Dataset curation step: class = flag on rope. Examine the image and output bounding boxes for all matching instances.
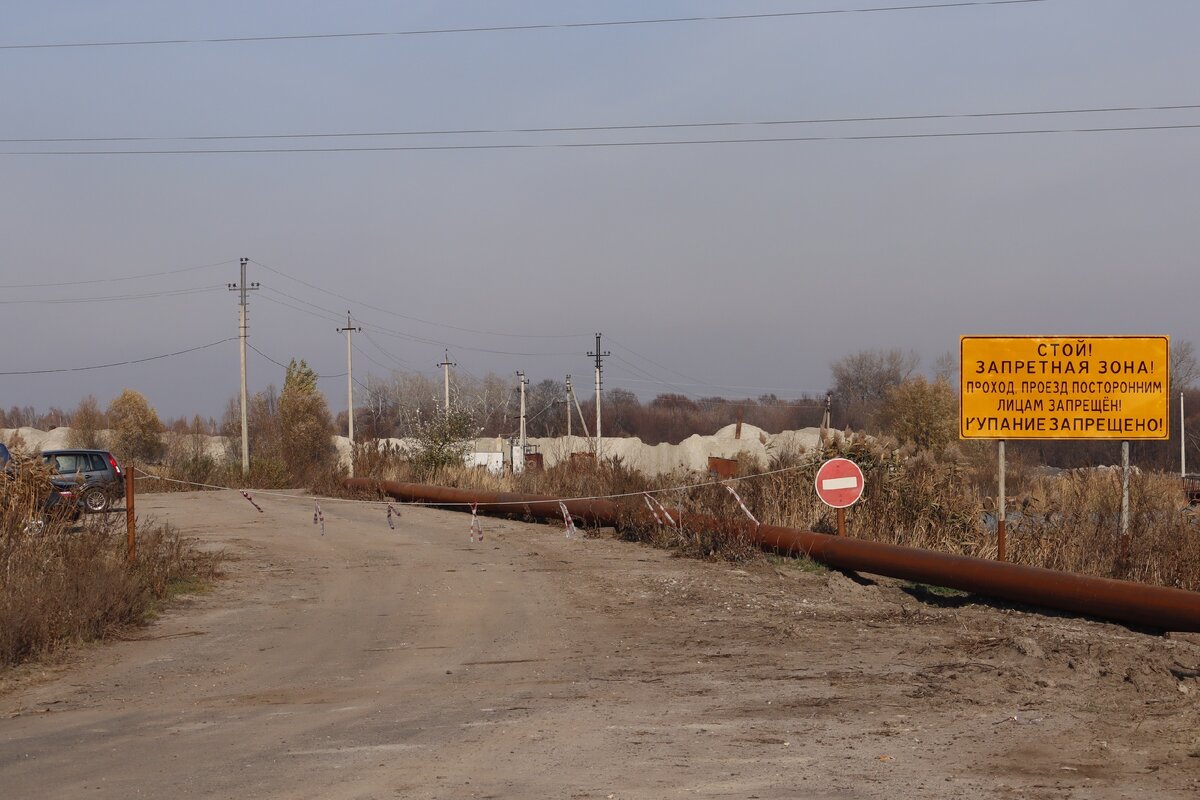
[723,482,760,526]
[469,503,484,542]
[558,502,577,538]
[240,490,263,513]
[313,501,325,535]
[387,502,398,530]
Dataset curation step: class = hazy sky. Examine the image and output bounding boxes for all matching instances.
[3,1,1198,421]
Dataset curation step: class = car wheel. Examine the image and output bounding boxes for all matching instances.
[82,487,109,513]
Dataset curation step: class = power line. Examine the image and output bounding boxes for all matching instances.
[246,342,346,379]
[253,260,587,355]
[259,287,346,323]
[13,101,1195,144]
[352,341,406,375]
[9,121,1199,155]
[0,2,1048,51]
[0,337,235,375]
[361,322,581,357]
[0,285,223,305]
[0,257,235,289]
[252,259,588,339]
[360,330,419,371]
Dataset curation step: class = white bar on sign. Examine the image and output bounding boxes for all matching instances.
[822,476,859,491]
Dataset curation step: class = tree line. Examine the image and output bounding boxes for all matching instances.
[5,342,1199,474]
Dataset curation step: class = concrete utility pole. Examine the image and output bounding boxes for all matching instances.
[337,312,362,476]
[228,258,259,477]
[567,378,590,440]
[438,349,456,418]
[517,370,529,473]
[565,375,573,437]
[588,333,610,460]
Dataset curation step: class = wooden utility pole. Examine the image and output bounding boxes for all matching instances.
[228,258,259,477]
[125,462,136,563]
[337,312,362,477]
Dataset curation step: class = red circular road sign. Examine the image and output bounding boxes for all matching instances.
[814,458,865,508]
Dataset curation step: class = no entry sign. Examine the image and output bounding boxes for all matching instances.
[815,458,865,509]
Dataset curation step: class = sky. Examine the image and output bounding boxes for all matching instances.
[2,0,1198,422]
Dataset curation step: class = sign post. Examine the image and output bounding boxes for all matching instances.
[815,457,865,536]
[997,440,1006,562]
[125,461,136,564]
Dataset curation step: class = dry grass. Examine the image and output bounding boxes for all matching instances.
[133,433,1200,591]
[346,435,1200,589]
[1,454,223,669]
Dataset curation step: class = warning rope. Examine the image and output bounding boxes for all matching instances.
[133,456,798,532]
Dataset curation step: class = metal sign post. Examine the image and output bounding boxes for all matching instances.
[125,462,136,563]
[815,457,865,536]
[997,440,1006,562]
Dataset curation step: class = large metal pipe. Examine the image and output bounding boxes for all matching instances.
[345,478,1200,632]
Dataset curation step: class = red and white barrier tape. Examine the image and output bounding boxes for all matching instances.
[643,493,664,525]
[723,482,759,526]
[240,490,263,513]
[313,501,325,535]
[469,503,484,542]
[650,494,676,528]
[558,502,578,538]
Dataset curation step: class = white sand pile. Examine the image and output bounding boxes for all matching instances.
[1,427,73,451]
[8,425,827,478]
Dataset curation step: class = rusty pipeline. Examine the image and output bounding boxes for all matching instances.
[345,478,1200,632]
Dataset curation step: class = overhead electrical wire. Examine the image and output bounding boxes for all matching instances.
[0,285,223,305]
[8,122,1198,156]
[7,102,1196,145]
[360,330,419,371]
[252,259,588,340]
[246,342,346,379]
[0,2,1048,51]
[352,341,408,375]
[0,337,235,375]
[361,321,581,358]
[0,258,235,289]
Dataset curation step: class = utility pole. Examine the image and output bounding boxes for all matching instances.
[588,333,610,460]
[227,258,259,477]
[337,312,362,476]
[818,392,833,453]
[437,349,456,418]
[517,370,529,473]
[565,375,573,437]
[567,378,590,439]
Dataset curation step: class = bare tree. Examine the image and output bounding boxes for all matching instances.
[1171,340,1198,393]
[831,349,920,404]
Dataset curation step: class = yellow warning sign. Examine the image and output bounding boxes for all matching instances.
[960,336,1169,440]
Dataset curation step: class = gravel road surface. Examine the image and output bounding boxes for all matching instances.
[3,491,1199,798]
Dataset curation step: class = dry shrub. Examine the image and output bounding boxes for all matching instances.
[1011,469,1200,590]
[1,459,222,667]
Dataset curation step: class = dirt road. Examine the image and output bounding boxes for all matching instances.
[2,491,1199,798]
